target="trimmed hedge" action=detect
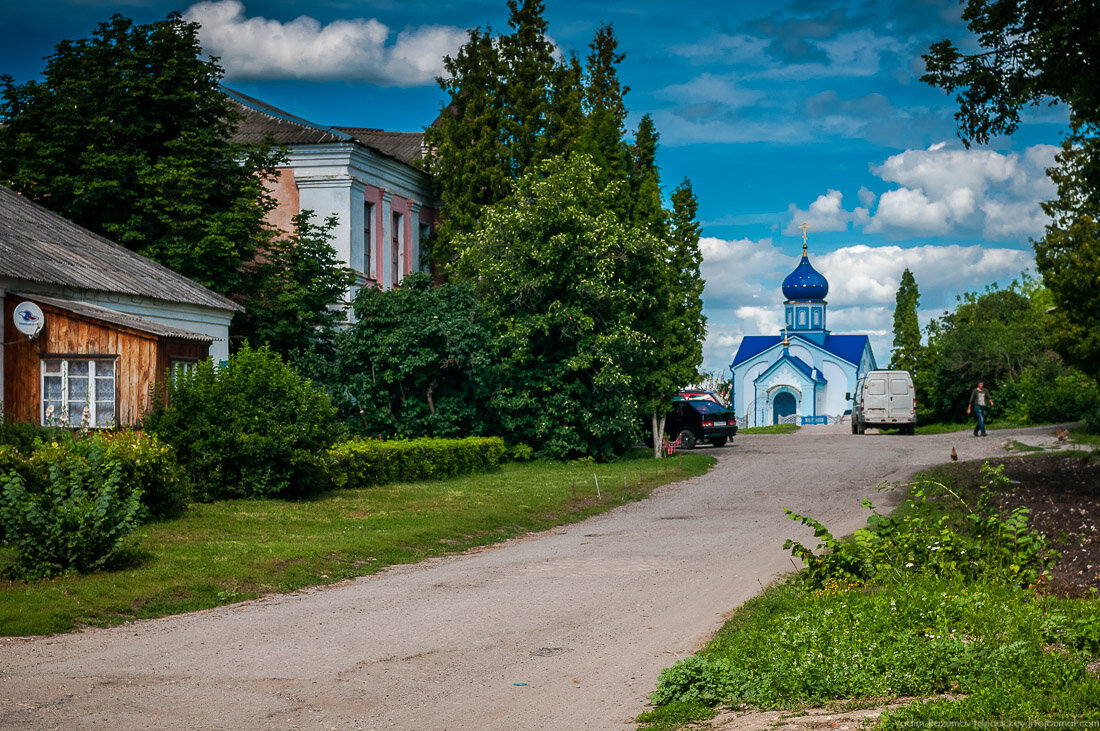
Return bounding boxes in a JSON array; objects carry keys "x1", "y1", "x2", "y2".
[{"x1": 329, "y1": 436, "x2": 506, "y2": 489}]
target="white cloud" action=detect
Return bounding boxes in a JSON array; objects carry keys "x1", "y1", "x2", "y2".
[
  {"x1": 183, "y1": 0, "x2": 467, "y2": 86},
  {"x1": 784, "y1": 143, "x2": 1058, "y2": 240},
  {"x1": 784, "y1": 190, "x2": 851, "y2": 234}
]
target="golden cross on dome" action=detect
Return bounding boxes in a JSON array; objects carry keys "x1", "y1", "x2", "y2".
[
  {"x1": 798, "y1": 221, "x2": 810, "y2": 255},
  {"x1": 782, "y1": 325, "x2": 790, "y2": 347}
]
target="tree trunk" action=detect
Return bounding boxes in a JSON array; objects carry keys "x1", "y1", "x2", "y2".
[{"x1": 651, "y1": 411, "x2": 667, "y2": 459}]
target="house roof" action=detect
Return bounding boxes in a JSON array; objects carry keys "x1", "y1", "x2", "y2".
[
  {"x1": 0, "y1": 186, "x2": 241, "y2": 313},
  {"x1": 16, "y1": 293, "x2": 215, "y2": 342},
  {"x1": 732, "y1": 333, "x2": 871, "y2": 368},
  {"x1": 225, "y1": 87, "x2": 426, "y2": 166},
  {"x1": 333, "y1": 127, "x2": 425, "y2": 167}
]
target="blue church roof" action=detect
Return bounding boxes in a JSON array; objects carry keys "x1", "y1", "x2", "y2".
[
  {"x1": 732, "y1": 333, "x2": 870, "y2": 368},
  {"x1": 782, "y1": 246, "x2": 829, "y2": 301}
]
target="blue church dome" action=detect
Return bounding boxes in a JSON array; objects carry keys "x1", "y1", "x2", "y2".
[{"x1": 782, "y1": 244, "x2": 829, "y2": 301}]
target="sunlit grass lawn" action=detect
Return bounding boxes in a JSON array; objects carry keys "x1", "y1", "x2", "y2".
[{"x1": 1, "y1": 449, "x2": 713, "y2": 636}]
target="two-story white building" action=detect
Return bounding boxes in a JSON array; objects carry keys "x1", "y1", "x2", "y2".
[{"x1": 227, "y1": 89, "x2": 440, "y2": 303}]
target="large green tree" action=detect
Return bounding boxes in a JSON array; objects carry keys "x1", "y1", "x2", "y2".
[
  {"x1": 0, "y1": 13, "x2": 280, "y2": 296},
  {"x1": 889, "y1": 268, "x2": 922, "y2": 373},
  {"x1": 454, "y1": 155, "x2": 661, "y2": 460},
  {"x1": 424, "y1": 0, "x2": 558, "y2": 262},
  {"x1": 333, "y1": 273, "x2": 493, "y2": 439},
  {"x1": 922, "y1": 0, "x2": 1100, "y2": 146},
  {"x1": 918, "y1": 281, "x2": 1049, "y2": 422}
]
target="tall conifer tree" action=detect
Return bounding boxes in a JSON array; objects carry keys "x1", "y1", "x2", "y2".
[
  {"x1": 577, "y1": 23, "x2": 632, "y2": 219},
  {"x1": 889, "y1": 268, "x2": 923, "y2": 373}
]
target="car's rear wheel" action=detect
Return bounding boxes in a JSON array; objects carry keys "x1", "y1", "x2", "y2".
[
  {"x1": 856, "y1": 419, "x2": 866, "y2": 435},
  {"x1": 677, "y1": 429, "x2": 696, "y2": 450},
  {"x1": 711, "y1": 436, "x2": 728, "y2": 448},
  {"x1": 851, "y1": 420, "x2": 858, "y2": 435}
]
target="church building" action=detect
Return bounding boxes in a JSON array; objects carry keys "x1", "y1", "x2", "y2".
[{"x1": 729, "y1": 230, "x2": 876, "y2": 427}]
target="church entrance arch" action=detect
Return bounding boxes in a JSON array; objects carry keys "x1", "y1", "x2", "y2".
[{"x1": 773, "y1": 391, "x2": 797, "y2": 424}]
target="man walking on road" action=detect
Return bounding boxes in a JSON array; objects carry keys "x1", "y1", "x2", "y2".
[{"x1": 968, "y1": 381, "x2": 993, "y2": 437}]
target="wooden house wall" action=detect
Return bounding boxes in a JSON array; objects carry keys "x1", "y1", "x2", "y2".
[{"x1": 3, "y1": 298, "x2": 208, "y2": 427}]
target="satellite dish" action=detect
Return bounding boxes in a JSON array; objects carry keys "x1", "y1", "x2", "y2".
[{"x1": 13, "y1": 301, "x2": 45, "y2": 338}]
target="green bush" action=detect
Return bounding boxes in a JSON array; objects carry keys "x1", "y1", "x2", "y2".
[
  {"x1": 100, "y1": 431, "x2": 190, "y2": 519},
  {"x1": 1084, "y1": 405, "x2": 1100, "y2": 434},
  {"x1": 144, "y1": 344, "x2": 345, "y2": 501},
  {"x1": 0, "y1": 421, "x2": 59, "y2": 453},
  {"x1": 0, "y1": 433, "x2": 144, "y2": 580},
  {"x1": 329, "y1": 436, "x2": 505, "y2": 489}
]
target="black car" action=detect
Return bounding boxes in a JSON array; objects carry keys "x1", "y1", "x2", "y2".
[{"x1": 666, "y1": 393, "x2": 738, "y2": 448}]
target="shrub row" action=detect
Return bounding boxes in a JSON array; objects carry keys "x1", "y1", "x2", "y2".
[{"x1": 329, "y1": 436, "x2": 507, "y2": 489}]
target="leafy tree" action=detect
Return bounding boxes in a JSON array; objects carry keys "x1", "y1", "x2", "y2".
[
  {"x1": 454, "y1": 155, "x2": 661, "y2": 460},
  {"x1": 918, "y1": 280, "x2": 1050, "y2": 423},
  {"x1": 422, "y1": 27, "x2": 507, "y2": 262},
  {"x1": 0, "y1": 13, "x2": 280, "y2": 295},
  {"x1": 1033, "y1": 121, "x2": 1100, "y2": 381},
  {"x1": 921, "y1": 0, "x2": 1100, "y2": 146},
  {"x1": 924, "y1": 2, "x2": 1100, "y2": 395},
  {"x1": 332, "y1": 273, "x2": 493, "y2": 439},
  {"x1": 545, "y1": 52, "x2": 586, "y2": 160},
  {"x1": 889, "y1": 268, "x2": 923, "y2": 373},
  {"x1": 233, "y1": 211, "x2": 355, "y2": 359}
]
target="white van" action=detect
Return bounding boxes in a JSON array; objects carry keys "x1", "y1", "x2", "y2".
[{"x1": 849, "y1": 370, "x2": 916, "y2": 435}]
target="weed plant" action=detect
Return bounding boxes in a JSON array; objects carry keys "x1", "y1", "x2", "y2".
[{"x1": 640, "y1": 462, "x2": 1100, "y2": 729}]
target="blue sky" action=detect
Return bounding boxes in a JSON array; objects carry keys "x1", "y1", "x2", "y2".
[{"x1": 0, "y1": 0, "x2": 1070, "y2": 375}]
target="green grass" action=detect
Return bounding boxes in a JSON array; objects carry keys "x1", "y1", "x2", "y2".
[
  {"x1": 739, "y1": 423, "x2": 801, "y2": 435},
  {"x1": 0, "y1": 449, "x2": 714, "y2": 636},
  {"x1": 639, "y1": 460, "x2": 1100, "y2": 729}
]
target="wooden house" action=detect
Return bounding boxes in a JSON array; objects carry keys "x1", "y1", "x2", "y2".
[{"x1": 0, "y1": 186, "x2": 241, "y2": 428}]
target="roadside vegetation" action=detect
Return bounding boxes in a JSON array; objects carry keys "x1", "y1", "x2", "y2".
[
  {"x1": 638, "y1": 455, "x2": 1100, "y2": 729},
  {"x1": 0, "y1": 447, "x2": 713, "y2": 636}
]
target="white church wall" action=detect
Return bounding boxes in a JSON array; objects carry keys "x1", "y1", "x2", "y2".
[{"x1": 820, "y1": 359, "x2": 850, "y2": 416}]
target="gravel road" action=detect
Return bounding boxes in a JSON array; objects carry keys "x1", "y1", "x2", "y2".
[{"x1": 0, "y1": 424, "x2": 1061, "y2": 730}]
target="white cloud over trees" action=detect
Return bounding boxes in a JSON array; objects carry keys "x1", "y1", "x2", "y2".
[{"x1": 183, "y1": 0, "x2": 466, "y2": 86}]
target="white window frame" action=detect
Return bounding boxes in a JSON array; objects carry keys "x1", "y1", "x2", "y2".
[{"x1": 40, "y1": 357, "x2": 117, "y2": 428}]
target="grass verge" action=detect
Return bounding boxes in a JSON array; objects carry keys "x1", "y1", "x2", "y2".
[
  {"x1": 1, "y1": 449, "x2": 713, "y2": 636},
  {"x1": 739, "y1": 423, "x2": 800, "y2": 435},
  {"x1": 638, "y1": 459, "x2": 1100, "y2": 729}
]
